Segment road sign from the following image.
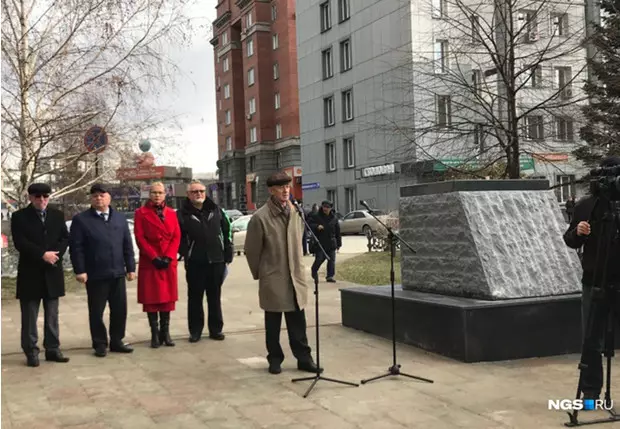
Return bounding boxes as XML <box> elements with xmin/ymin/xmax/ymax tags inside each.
<box><xmin>301</xmin><ymin>182</ymin><xmax>320</xmax><ymax>191</ymax></box>
<box><xmin>84</xmin><ymin>126</ymin><xmax>108</xmax><ymax>153</ymax></box>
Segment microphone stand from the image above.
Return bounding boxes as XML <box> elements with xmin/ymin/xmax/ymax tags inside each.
<box><xmin>290</xmin><ymin>202</ymin><xmax>359</xmax><ymax>398</ymax></box>
<box><xmin>359</xmin><ymin>201</ymin><xmax>434</xmax><ymax>386</ymax></box>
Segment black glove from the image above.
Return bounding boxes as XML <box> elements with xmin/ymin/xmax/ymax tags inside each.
<box><xmin>152</xmin><ymin>257</ymin><xmax>168</xmax><ymax>269</ymax></box>
<box><xmin>224</xmin><ymin>246</ymin><xmax>233</xmax><ymax>264</ymax></box>
<box><xmin>162</xmin><ymin>256</ymin><xmax>172</xmax><ymax>264</ymax></box>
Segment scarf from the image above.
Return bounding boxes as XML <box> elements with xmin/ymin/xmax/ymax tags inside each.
<box><xmin>147</xmin><ymin>200</ymin><xmax>166</xmax><ymax>222</ymax></box>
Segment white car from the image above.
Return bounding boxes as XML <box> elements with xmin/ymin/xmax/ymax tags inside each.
<box><xmin>231</xmin><ymin>215</ymin><xmax>252</xmax><ymax>255</ymax></box>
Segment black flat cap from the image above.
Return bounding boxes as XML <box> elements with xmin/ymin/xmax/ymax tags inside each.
<box><xmin>266</xmin><ymin>171</ymin><xmax>292</xmax><ymax>187</ymax></box>
<box><xmin>27</xmin><ymin>183</ymin><xmax>51</xmax><ymax>195</ymax></box>
<box><xmin>321</xmin><ymin>200</ymin><xmax>333</xmax><ymax>207</ymax></box>
<box><xmin>90</xmin><ymin>183</ymin><xmax>108</xmax><ymax>194</ymax></box>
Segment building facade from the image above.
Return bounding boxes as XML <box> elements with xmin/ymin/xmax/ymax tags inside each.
<box><xmin>297</xmin><ymin>0</ymin><xmax>591</xmax><ymax>214</ymax></box>
<box><xmin>211</xmin><ymin>0</ymin><xmax>303</xmax><ymax>212</ymax></box>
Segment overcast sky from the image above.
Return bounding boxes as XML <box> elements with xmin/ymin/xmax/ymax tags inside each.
<box><xmin>150</xmin><ymin>2</ymin><xmax>219</xmax><ymax>174</ymax></box>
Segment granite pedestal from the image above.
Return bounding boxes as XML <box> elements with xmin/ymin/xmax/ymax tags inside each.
<box><xmin>340</xmin><ymin>180</ymin><xmax>600</xmax><ymax>362</ymax></box>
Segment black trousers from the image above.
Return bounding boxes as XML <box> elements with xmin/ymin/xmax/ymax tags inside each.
<box><xmin>265</xmin><ymin>299</ymin><xmax>312</xmax><ymax>364</ymax></box>
<box><xmin>311</xmin><ymin>248</ymin><xmax>336</xmax><ymax>279</ymax></box>
<box><xmin>85</xmin><ymin>277</ymin><xmax>128</xmax><ymax>349</ymax></box>
<box><xmin>580</xmin><ymin>284</ymin><xmax>620</xmax><ymax>396</ymax></box>
<box><xmin>186</xmin><ymin>262</ymin><xmax>226</xmax><ymax>337</ymax></box>
<box><xmin>20</xmin><ymin>298</ymin><xmax>60</xmax><ymax>356</ymax></box>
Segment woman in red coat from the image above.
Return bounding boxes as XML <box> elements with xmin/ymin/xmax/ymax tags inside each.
<box><xmin>134</xmin><ymin>182</ymin><xmax>181</xmax><ymax>348</ymax></box>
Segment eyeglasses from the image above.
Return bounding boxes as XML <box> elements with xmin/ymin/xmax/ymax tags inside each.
<box><xmin>33</xmin><ymin>194</ymin><xmax>50</xmax><ymax>199</ymax></box>
<box><xmin>189</xmin><ymin>190</ymin><xmax>206</xmax><ymax>194</ymax></box>
<box><xmin>150</xmin><ymin>191</ymin><xmax>165</xmax><ymax>195</ymax></box>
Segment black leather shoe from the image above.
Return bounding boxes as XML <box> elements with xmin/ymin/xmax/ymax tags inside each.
<box><xmin>94</xmin><ymin>347</ymin><xmax>107</xmax><ymax>358</ymax></box>
<box><xmin>26</xmin><ymin>355</ymin><xmax>40</xmax><ymax>367</ymax></box>
<box><xmin>268</xmin><ymin>362</ymin><xmax>282</xmax><ymax>374</ymax></box>
<box><xmin>45</xmin><ymin>350</ymin><xmax>70</xmax><ymax>363</ymax></box>
<box><xmin>326</xmin><ymin>278</ymin><xmax>336</xmax><ymax>283</ymax></box>
<box><xmin>297</xmin><ymin>360</ymin><xmax>323</xmax><ymax>373</ymax></box>
<box><xmin>110</xmin><ymin>343</ymin><xmax>133</xmax><ymax>353</ymax></box>
<box><xmin>189</xmin><ymin>334</ymin><xmax>201</xmax><ymax>343</ymax></box>
<box><xmin>209</xmin><ymin>333</ymin><xmax>225</xmax><ymax>341</ymax></box>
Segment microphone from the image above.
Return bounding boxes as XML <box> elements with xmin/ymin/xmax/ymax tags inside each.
<box><xmin>359</xmin><ymin>200</ymin><xmax>372</xmax><ymax>212</ymax></box>
<box><xmin>291</xmin><ymin>199</ymin><xmax>304</xmax><ymax>215</ymax></box>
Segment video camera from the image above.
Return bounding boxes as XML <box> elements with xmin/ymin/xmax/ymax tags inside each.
<box><xmin>590</xmin><ymin>165</ymin><xmax>620</xmax><ymax>201</ymax></box>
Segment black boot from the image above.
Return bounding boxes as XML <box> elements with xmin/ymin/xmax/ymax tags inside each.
<box><xmin>147</xmin><ymin>312</ymin><xmax>159</xmax><ymax>348</ymax></box>
<box><xmin>159</xmin><ymin>312</ymin><xmax>175</xmax><ymax>347</ymax></box>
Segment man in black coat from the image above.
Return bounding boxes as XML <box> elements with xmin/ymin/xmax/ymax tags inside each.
<box><xmin>69</xmin><ymin>184</ymin><xmax>136</xmax><ymax>357</ymax></box>
<box><xmin>11</xmin><ymin>183</ymin><xmax>70</xmax><ymax>367</ymax></box>
<box><xmin>563</xmin><ymin>156</ymin><xmax>620</xmax><ymax>401</ymax></box>
<box><xmin>309</xmin><ymin>200</ymin><xmax>342</xmax><ymax>283</ymax></box>
<box><xmin>177</xmin><ymin>180</ymin><xmax>233</xmax><ymax>343</ymax></box>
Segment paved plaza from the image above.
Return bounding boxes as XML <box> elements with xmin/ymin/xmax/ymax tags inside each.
<box><xmin>2</xmin><ymin>239</ymin><xmax>618</xmax><ymax>428</ymax></box>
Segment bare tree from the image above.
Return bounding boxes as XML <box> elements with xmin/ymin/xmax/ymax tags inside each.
<box><xmin>378</xmin><ymin>0</ymin><xmax>590</xmax><ymax>179</ymax></box>
<box><xmin>1</xmin><ymin>0</ymin><xmax>197</xmax><ymax>207</ymax></box>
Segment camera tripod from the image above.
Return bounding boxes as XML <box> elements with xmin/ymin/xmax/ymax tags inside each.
<box><xmin>566</xmin><ymin>199</ymin><xmax>620</xmax><ymax>427</ymax></box>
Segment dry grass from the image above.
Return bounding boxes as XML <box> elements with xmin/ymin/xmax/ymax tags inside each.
<box><xmin>338</xmin><ymin>251</ymin><xmax>401</xmax><ymax>286</ymax></box>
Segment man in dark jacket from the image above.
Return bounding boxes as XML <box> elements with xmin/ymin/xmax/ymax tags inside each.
<box><xmin>563</xmin><ymin>156</ymin><xmax>620</xmax><ymax>401</ymax></box>
<box><xmin>69</xmin><ymin>184</ymin><xmax>136</xmax><ymax>357</ymax></box>
<box><xmin>177</xmin><ymin>180</ymin><xmax>233</xmax><ymax>342</ymax></box>
<box><xmin>11</xmin><ymin>183</ymin><xmax>70</xmax><ymax>367</ymax></box>
<box><xmin>309</xmin><ymin>200</ymin><xmax>342</xmax><ymax>283</ymax></box>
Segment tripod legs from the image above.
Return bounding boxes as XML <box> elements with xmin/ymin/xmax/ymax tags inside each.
<box><xmin>292</xmin><ymin>374</ymin><xmax>359</xmax><ymax>398</ymax></box>
<box><xmin>361</xmin><ymin>364</ymin><xmax>434</xmax><ymax>385</ymax></box>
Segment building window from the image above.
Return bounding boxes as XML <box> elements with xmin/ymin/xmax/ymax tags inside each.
<box><xmin>276</xmin><ymin>152</ymin><xmax>282</xmax><ymax>169</ymax></box>
<box><xmin>342</xmin><ymin>89</ymin><xmax>353</xmax><ymax>121</ymax></box>
<box><xmin>322</xmin><ymin>48</ymin><xmax>333</xmax><ymax>79</ymax></box>
<box><xmin>340</xmin><ymin>39</ymin><xmax>352</xmax><ymax>72</ymax></box>
<box><xmin>472</xmin><ymin>69</ymin><xmax>481</xmax><ymax>95</ymax></box>
<box><xmin>272</xmin><ymin>33</ymin><xmax>279</xmax><ymax>50</ymax></box>
<box><xmin>224</xmin><ymin>83</ymin><xmax>230</xmax><ymax>99</ymax></box>
<box><xmin>221</xmin><ymin>31</ymin><xmax>228</xmax><ymax>44</ymax></box>
<box><xmin>250</xmin><ymin>126</ymin><xmax>257</xmax><ymax>143</ymax></box>
<box><xmin>326</xmin><ymin>142</ymin><xmax>336</xmax><ymax>171</ymax></box>
<box><xmin>525</xmin><ymin>115</ymin><xmax>544</xmax><ymax>140</ymax></box>
<box><xmin>218</xmin><ymin>99</ymin><xmax>222</xmax><ymax>111</ymax></box>
<box><xmin>248</xmin><ymin>97</ymin><xmax>256</xmax><ymax>115</ymax></box>
<box><xmin>517</xmin><ymin>11</ymin><xmax>539</xmax><ymax>42</ymax></box>
<box><xmin>223</xmin><ymin>57</ymin><xmax>229</xmax><ymax>72</ymax></box>
<box><xmin>271</xmin><ymin>3</ymin><xmax>277</xmax><ymax>21</ymax></box>
<box><xmin>338</xmin><ymin>0</ymin><xmax>350</xmax><ymax>22</ymax></box>
<box><xmin>436</xmin><ymin>95</ymin><xmax>451</xmax><ymax>127</ymax></box>
<box><xmin>474</xmin><ymin>123</ymin><xmax>485</xmax><ymax>154</ymax></box>
<box><xmin>248</xmin><ymin>68</ymin><xmax>255</xmax><ymax>86</ymax></box>
<box><xmin>555</xmin><ymin>116</ymin><xmax>574</xmax><ymax>141</ymax></box>
<box><xmin>225</xmin><ymin>110</ymin><xmax>231</xmax><ymax>125</ymax></box>
<box><xmin>326</xmin><ymin>189</ymin><xmax>337</xmax><ymax>210</ymax></box>
<box><xmin>470</xmin><ymin>15</ymin><xmax>480</xmax><ymax>43</ymax></box>
<box><xmin>245</xmin><ymin>12</ymin><xmax>253</xmax><ymax>29</ymax></box>
<box><xmin>225</xmin><ymin>136</ymin><xmax>232</xmax><ymax>151</ymax></box>
<box><xmin>249</xmin><ymin>156</ymin><xmax>256</xmax><ymax>171</ymax></box>
<box><xmin>432</xmin><ymin>0</ymin><xmax>446</xmax><ymax>18</ymax></box>
<box><xmin>344</xmin><ymin>137</ymin><xmax>355</xmax><ymax>168</ymax></box>
<box><xmin>551</xmin><ymin>13</ymin><xmax>568</xmax><ymax>36</ymax></box>
<box><xmin>320</xmin><ymin>1</ymin><xmax>331</xmax><ymax>32</ymax></box>
<box><xmin>247</xmin><ymin>38</ymin><xmax>254</xmax><ymax>57</ymax></box>
<box><xmin>273</xmin><ymin>62</ymin><xmax>279</xmax><ymax>80</ymax></box>
<box><xmin>434</xmin><ymin>40</ymin><xmax>449</xmax><ymax>73</ymax></box>
<box><xmin>275</xmin><ymin>92</ymin><xmax>280</xmax><ymax>109</ymax></box>
<box><xmin>556</xmin><ymin>174</ymin><xmax>575</xmax><ymax>203</ymax></box>
<box><xmin>276</xmin><ymin>123</ymin><xmax>282</xmax><ymax>139</ymax></box>
<box><xmin>524</xmin><ymin>65</ymin><xmax>543</xmax><ymax>87</ymax></box>
<box><xmin>555</xmin><ymin>67</ymin><xmax>573</xmax><ymax>99</ymax></box>
<box><xmin>324</xmin><ymin>96</ymin><xmax>335</xmax><ymax>127</ymax></box>
<box><xmin>345</xmin><ymin>187</ymin><xmax>356</xmax><ymax>213</ymax></box>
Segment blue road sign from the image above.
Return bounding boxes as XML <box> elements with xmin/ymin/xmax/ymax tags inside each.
<box><xmin>301</xmin><ymin>182</ymin><xmax>320</xmax><ymax>191</ymax></box>
<box><xmin>84</xmin><ymin>126</ymin><xmax>108</xmax><ymax>153</ymax></box>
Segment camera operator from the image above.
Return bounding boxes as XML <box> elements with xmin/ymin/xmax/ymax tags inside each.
<box><xmin>563</xmin><ymin>156</ymin><xmax>620</xmax><ymax>402</ymax></box>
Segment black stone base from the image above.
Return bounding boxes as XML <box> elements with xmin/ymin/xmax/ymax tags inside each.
<box><xmin>341</xmin><ymin>285</ymin><xmax>620</xmax><ymax>363</ymax></box>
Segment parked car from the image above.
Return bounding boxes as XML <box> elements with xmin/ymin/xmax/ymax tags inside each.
<box><xmin>225</xmin><ymin>209</ymin><xmax>244</xmax><ymax>222</ymax></box>
<box><xmin>231</xmin><ymin>215</ymin><xmax>252</xmax><ymax>255</ymax></box>
<box><xmin>338</xmin><ymin>210</ymin><xmax>389</xmax><ymax>236</ymax></box>
<box><xmin>64</xmin><ymin>219</ymin><xmax>140</xmax><ymax>264</ymax></box>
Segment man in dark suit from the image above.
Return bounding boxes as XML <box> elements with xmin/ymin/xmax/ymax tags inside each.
<box><xmin>309</xmin><ymin>200</ymin><xmax>342</xmax><ymax>283</ymax></box>
<box><xmin>11</xmin><ymin>183</ymin><xmax>70</xmax><ymax>367</ymax></box>
<box><xmin>69</xmin><ymin>184</ymin><xmax>136</xmax><ymax>357</ymax></box>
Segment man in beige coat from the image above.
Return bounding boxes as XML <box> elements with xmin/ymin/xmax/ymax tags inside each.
<box><xmin>245</xmin><ymin>171</ymin><xmax>322</xmax><ymax>375</ymax></box>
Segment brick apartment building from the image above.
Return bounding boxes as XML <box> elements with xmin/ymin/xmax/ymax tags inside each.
<box><xmin>211</xmin><ymin>0</ymin><xmax>302</xmax><ymax>212</ymax></box>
